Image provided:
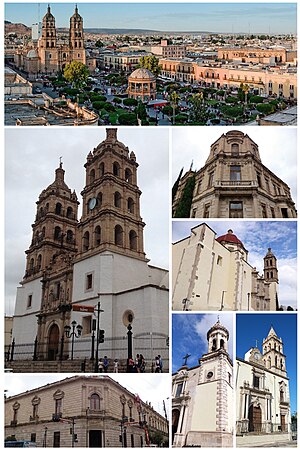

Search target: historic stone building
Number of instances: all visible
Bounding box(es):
[5,375,169,447]
[11,129,169,365]
[160,59,297,99]
[172,223,279,311]
[14,5,86,75]
[236,326,291,446]
[173,130,297,219]
[172,319,233,447]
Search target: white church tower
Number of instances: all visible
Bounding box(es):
[172,318,233,447]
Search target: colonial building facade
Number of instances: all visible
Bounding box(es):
[173,130,297,219]
[11,129,169,365]
[172,223,279,311]
[14,5,86,75]
[172,319,233,447]
[5,375,168,447]
[236,326,291,446]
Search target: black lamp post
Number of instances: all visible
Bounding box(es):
[64,320,83,360]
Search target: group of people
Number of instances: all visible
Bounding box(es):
[98,354,164,373]
[98,356,119,373]
[128,353,146,373]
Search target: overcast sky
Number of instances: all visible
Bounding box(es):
[4,373,170,418]
[5,127,169,315]
[172,127,297,208]
[5,2,297,34]
[173,220,297,309]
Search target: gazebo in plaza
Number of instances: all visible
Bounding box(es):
[128,68,157,102]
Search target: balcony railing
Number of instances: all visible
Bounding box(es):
[236,420,289,434]
[214,180,258,187]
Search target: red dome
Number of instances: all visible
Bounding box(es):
[216,229,244,247]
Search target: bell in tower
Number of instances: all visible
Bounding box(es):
[262,326,286,376]
[40,4,57,49]
[78,128,147,261]
[69,4,85,63]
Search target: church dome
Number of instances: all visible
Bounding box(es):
[27,49,38,59]
[216,229,244,247]
[207,319,229,340]
[129,68,156,80]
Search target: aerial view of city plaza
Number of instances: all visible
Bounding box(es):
[4,2,297,126]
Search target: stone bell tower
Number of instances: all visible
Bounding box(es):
[78,128,146,261]
[69,5,86,64]
[262,326,287,376]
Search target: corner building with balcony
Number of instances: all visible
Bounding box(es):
[236,326,291,447]
[172,130,297,219]
[10,129,169,367]
[172,319,233,447]
[5,375,168,447]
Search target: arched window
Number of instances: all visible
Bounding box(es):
[114,192,121,208]
[127,198,134,213]
[94,226,101,246]
[55,203,62,215]
[66,207,73,219]
[212,338,216,351]
[29,258,34,271]
[113,162,120,177]
[129,230,137,250]
[275,355,278,367]
[90,169,95,184]
[37,254,42,271]
[96,192,102,207]
[115,225,123,246]
[231,143,239,156]
[220,339,225,349]
[66,230,73,243]
[267,357,271,369]
[99,162,105,177]
[125,168,132,183]
[83,231,90,251]
[54,226,61,240]
[90,393,100,411]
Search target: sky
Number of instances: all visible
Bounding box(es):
[172,313,233,372]
[4,2,297,34]
[172,127,297,208]
[236,313,297,414]
[172,220,297,309]
[4,373,170,418]
[5,127,169,315]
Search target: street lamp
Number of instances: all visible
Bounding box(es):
[64,320,83,360]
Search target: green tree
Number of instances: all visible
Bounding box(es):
[63,61,89,89]
[174,175,196,218]
[135,101,148,123]
[123,98,138,107]
[170,91,180,125]
[189,92,209,124]
[172,167,183,202]
[256,103,275,115]
[95,39,104,48]
[138,55,161,76]
[118,112,138,125]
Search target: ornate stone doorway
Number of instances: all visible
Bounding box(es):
[48,323,60,360]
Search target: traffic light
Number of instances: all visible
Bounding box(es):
[99,329,105,343]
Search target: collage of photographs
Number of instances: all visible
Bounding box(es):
[3,1,298,449]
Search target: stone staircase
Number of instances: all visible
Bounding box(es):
[5,359,128,373]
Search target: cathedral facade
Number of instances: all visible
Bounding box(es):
[172,319,233,447]
[14,5,86,75]
[11,129,168,363]
[236,326,291,446]
[172,130,297,219]
[172,223,279,311]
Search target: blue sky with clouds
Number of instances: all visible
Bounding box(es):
[172,313,233,372]
[236,313,297,413]
[5,3,297,34]
[173,220,297,309]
